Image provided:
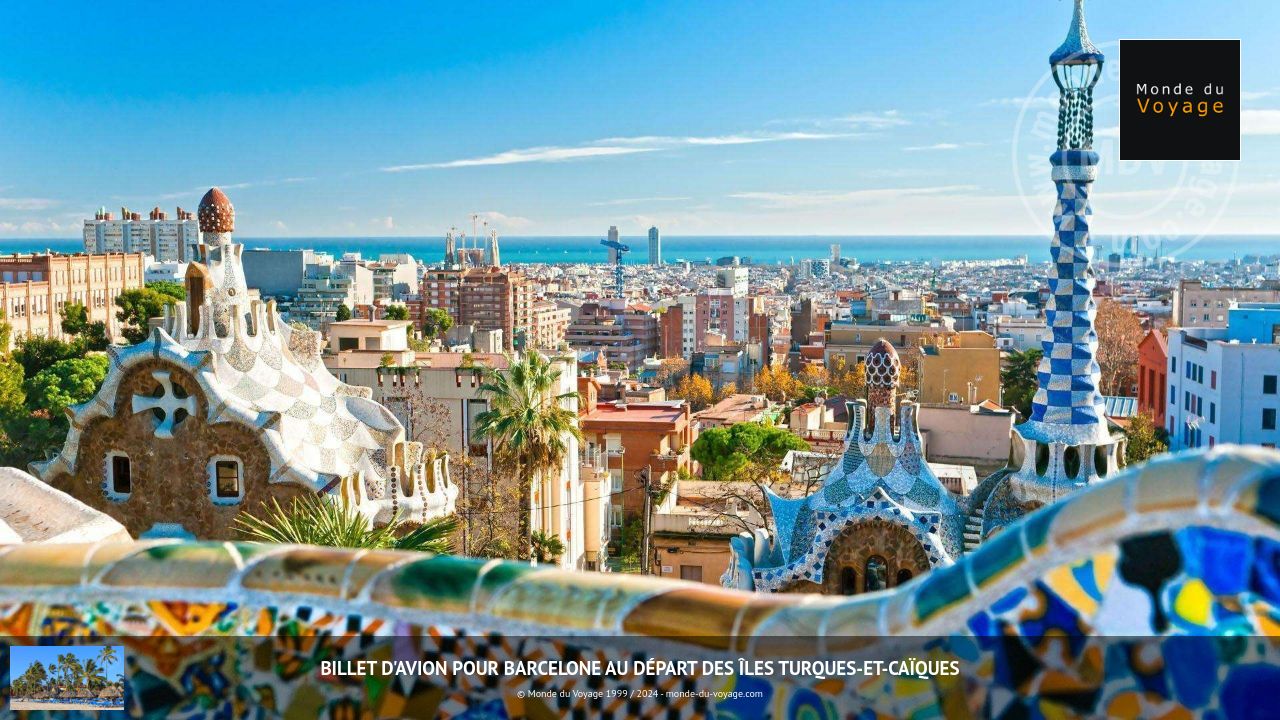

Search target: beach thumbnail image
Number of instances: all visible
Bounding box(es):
[9,645,125,711]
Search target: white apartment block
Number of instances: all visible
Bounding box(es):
[1166,302,1280,452]
[84,207,200,262]
[716,267,749,296]
[992,316,1051,352]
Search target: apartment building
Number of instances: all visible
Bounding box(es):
[565,300,659,370]
[916,331,1002,405]
[661,290,764,359]
[324,320,604,570]
[1173,279,1280,328]
[578,378,696,528]
[83,206,200,262]
[0,252,146,347]
[1166,302,1280,451]
[417,267,532,351]
[823,319,956,367]
[1137,329,1168,420]
[528,299,570,351]
[290,267,362,329]
[368,254,419,302]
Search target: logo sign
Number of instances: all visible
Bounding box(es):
[1119,40,1240,161]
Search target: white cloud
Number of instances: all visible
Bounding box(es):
[0,218,69,235]
[1243,109,1280,136]
[729,185,978,209]
[984,96,1058,109]
[0,197,58,210]
[373,216,394,230]
[272,220,288,231]
[586,196,692,207]
[1096,126,1120,138]
[473,211,533,231]
[903,142,982,152]
[156,176,316,201]
[382,130,856,172]
[1242,90,1272,101]
[386,145,656,171]
[597,131,853,147]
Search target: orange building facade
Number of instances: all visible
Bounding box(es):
[1137,329,1168,420]
[0,252,146,347]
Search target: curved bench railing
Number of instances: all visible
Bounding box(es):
[1,445,1278,718]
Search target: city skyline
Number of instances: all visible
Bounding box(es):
[3,1,1279,239]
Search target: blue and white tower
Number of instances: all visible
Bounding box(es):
[996,0,1123,517]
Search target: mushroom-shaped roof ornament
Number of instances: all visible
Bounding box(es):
[865,339,901,389]
[198,187,235,234]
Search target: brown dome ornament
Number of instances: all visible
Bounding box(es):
[198,187,235,233]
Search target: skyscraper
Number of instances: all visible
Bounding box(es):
[648,226,662,265]
[606,226,620,263]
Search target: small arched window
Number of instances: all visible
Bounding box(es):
[896,569,914,586]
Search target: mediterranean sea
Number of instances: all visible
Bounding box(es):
[2,235,1276,265]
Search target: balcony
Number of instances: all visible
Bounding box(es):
[579,448,607,472]
[649,449,686,473]
[605,447,626,470]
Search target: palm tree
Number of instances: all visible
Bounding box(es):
[81,659,106,692]
[530,530,565,564]
[23,661,47,697]
[474,351,581,558]
[97,646,117,670]
[63,654,83,695]
[236,494,457,553]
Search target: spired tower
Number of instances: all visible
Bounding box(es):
[975,0,1124,536]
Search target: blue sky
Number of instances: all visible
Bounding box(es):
[2,1,1278,238]
[10,645,125,683]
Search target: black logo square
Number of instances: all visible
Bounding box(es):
[1120,39,1240,161]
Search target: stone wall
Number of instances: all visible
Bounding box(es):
[46,359,310,539]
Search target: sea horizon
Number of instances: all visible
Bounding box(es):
[2,234,1277,265]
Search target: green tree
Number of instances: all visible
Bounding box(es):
[60,301,110,351]
[147,280,187,302]
[236,495,457,553]
[116,286,183,344]
[25,355,110,419]
[691,422,809,481]
[383,304,409,320]
[335,303,353,322]
[80,659,106,692]
[1125,412,1169,466]
[13,335,81,379]
[97,647,117,672]
[1001,348,1043,419]
[530,530,566,564]
[474,352,582,557]
[421,307,453,338]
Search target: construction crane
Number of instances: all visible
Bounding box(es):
[600,238,629,298]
